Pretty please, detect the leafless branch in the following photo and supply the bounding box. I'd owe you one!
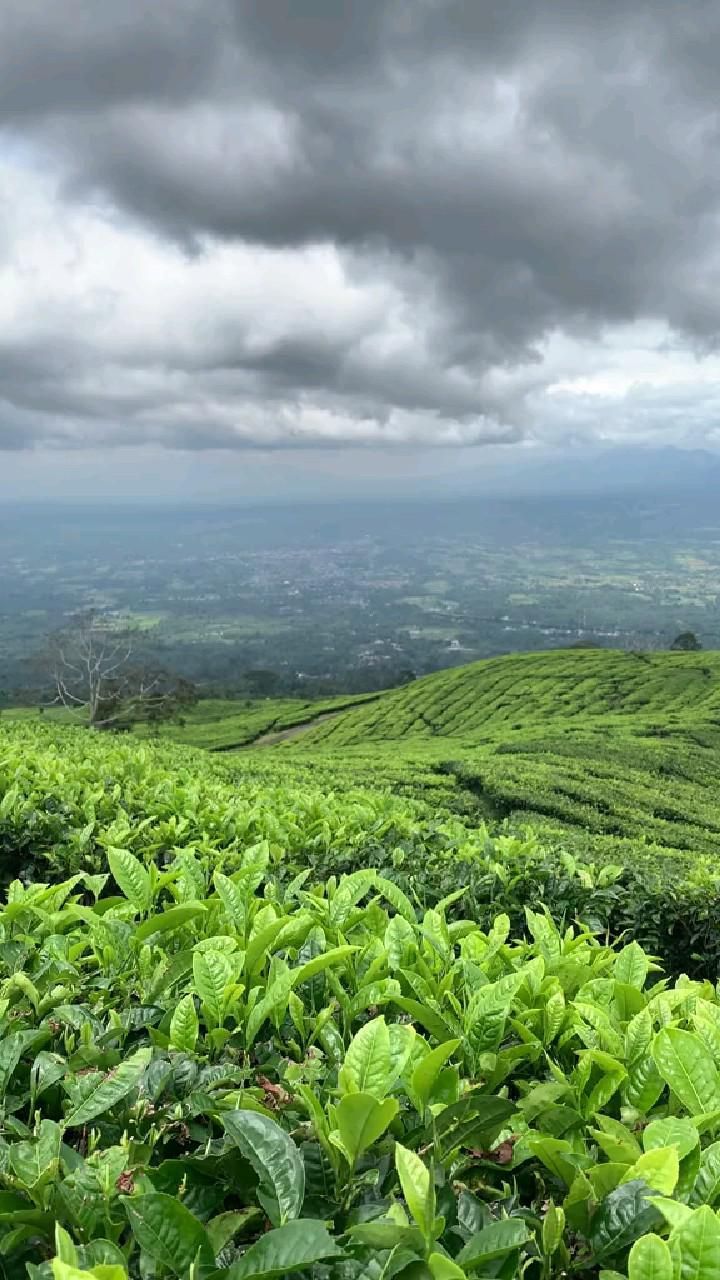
[35,610,196,730]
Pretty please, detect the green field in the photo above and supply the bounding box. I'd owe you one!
[90,647,720,861]
[4,649,720,1277]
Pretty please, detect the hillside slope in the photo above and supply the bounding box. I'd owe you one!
[295,649,720,747]
[4,691,379,751]
[5,656,720,975]
[263,648,720,855]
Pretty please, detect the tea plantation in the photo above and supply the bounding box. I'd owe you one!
[4,649,720,1280]
[279,647,720,864]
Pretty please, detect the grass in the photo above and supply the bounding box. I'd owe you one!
[2,705,78,725]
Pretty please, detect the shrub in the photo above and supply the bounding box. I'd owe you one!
[6,855,720,1280]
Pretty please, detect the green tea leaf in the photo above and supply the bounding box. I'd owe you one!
[628,1234,672,1280]
[592,1116,642,1163]
[457,1218,532,1267]
[64,1048,151,1128]
[435,1092,515,1159]
[290,945,357,988]
[615,942,650,991]
[465,971,526,1053]
[10,1119,61,1190]
[411,1039,461,1112]
[226,1219,342,1280]
[134,903,206,941]
[0,1033,31,1100]
[429,1253,468,1280]
[644,1118,699,1161]
[373,875,416,925]
[565,1171,594,1236]
[123,1193,214,1276]
[395,1143,435,1241]
[339,1016,391,1098]
[328,869,376,927]
[245,918,289,978]
[245,966,292,1048]
[647,1198,695,1230]
[526,1135,578,1187]
[652,1029,720,1114]
[621,1148,679,1196]
[214,871,247,932]
[30,1051,66,1106]
[169,994,199,1054]
[107,847,151,912]
[193,949,233,1027]
[669,1204,720,1280]
[387,1023,416,1087]
[347,1220,425,1252]
[52,1263,126,1280]
[542,1203,565,1257]
[591,1181,662,1262]
[390,994,457,1041]
[54,1224,78,1265]
[223,1111,305,1226]
[331,1093,398,1166]
[625,1055,666,1114]
[690,1142,720,1207]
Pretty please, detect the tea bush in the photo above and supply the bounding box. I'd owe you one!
[5,853,720,1280]
[0,721,439,885]
[4,697,720,1278]
[3,721,720,975]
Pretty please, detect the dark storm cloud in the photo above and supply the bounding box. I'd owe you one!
[3,0,720,451]
[0,1,225,117]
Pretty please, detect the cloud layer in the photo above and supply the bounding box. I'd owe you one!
[4,0,720,453]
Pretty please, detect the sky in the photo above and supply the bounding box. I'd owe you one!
[4,1,720,499]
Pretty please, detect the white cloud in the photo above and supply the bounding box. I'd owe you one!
[4,1,720,462]
[3,161,720,455]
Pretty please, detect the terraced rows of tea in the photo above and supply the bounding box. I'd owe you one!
[238,649,720,861]
[445,726,720,850]
[295,649,720,747]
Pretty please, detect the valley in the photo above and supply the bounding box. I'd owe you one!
[4,493,720,704]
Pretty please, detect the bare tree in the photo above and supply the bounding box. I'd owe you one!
[39,611,196,729]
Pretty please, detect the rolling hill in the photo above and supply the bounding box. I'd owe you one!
[11,648,720,857]
[7,647,720,964]
[294,648,720,746]
[251,648,720,856]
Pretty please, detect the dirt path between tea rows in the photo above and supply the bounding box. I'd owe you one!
[249,709,345,747]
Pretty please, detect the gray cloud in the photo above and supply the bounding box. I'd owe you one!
[3,0,720,453]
